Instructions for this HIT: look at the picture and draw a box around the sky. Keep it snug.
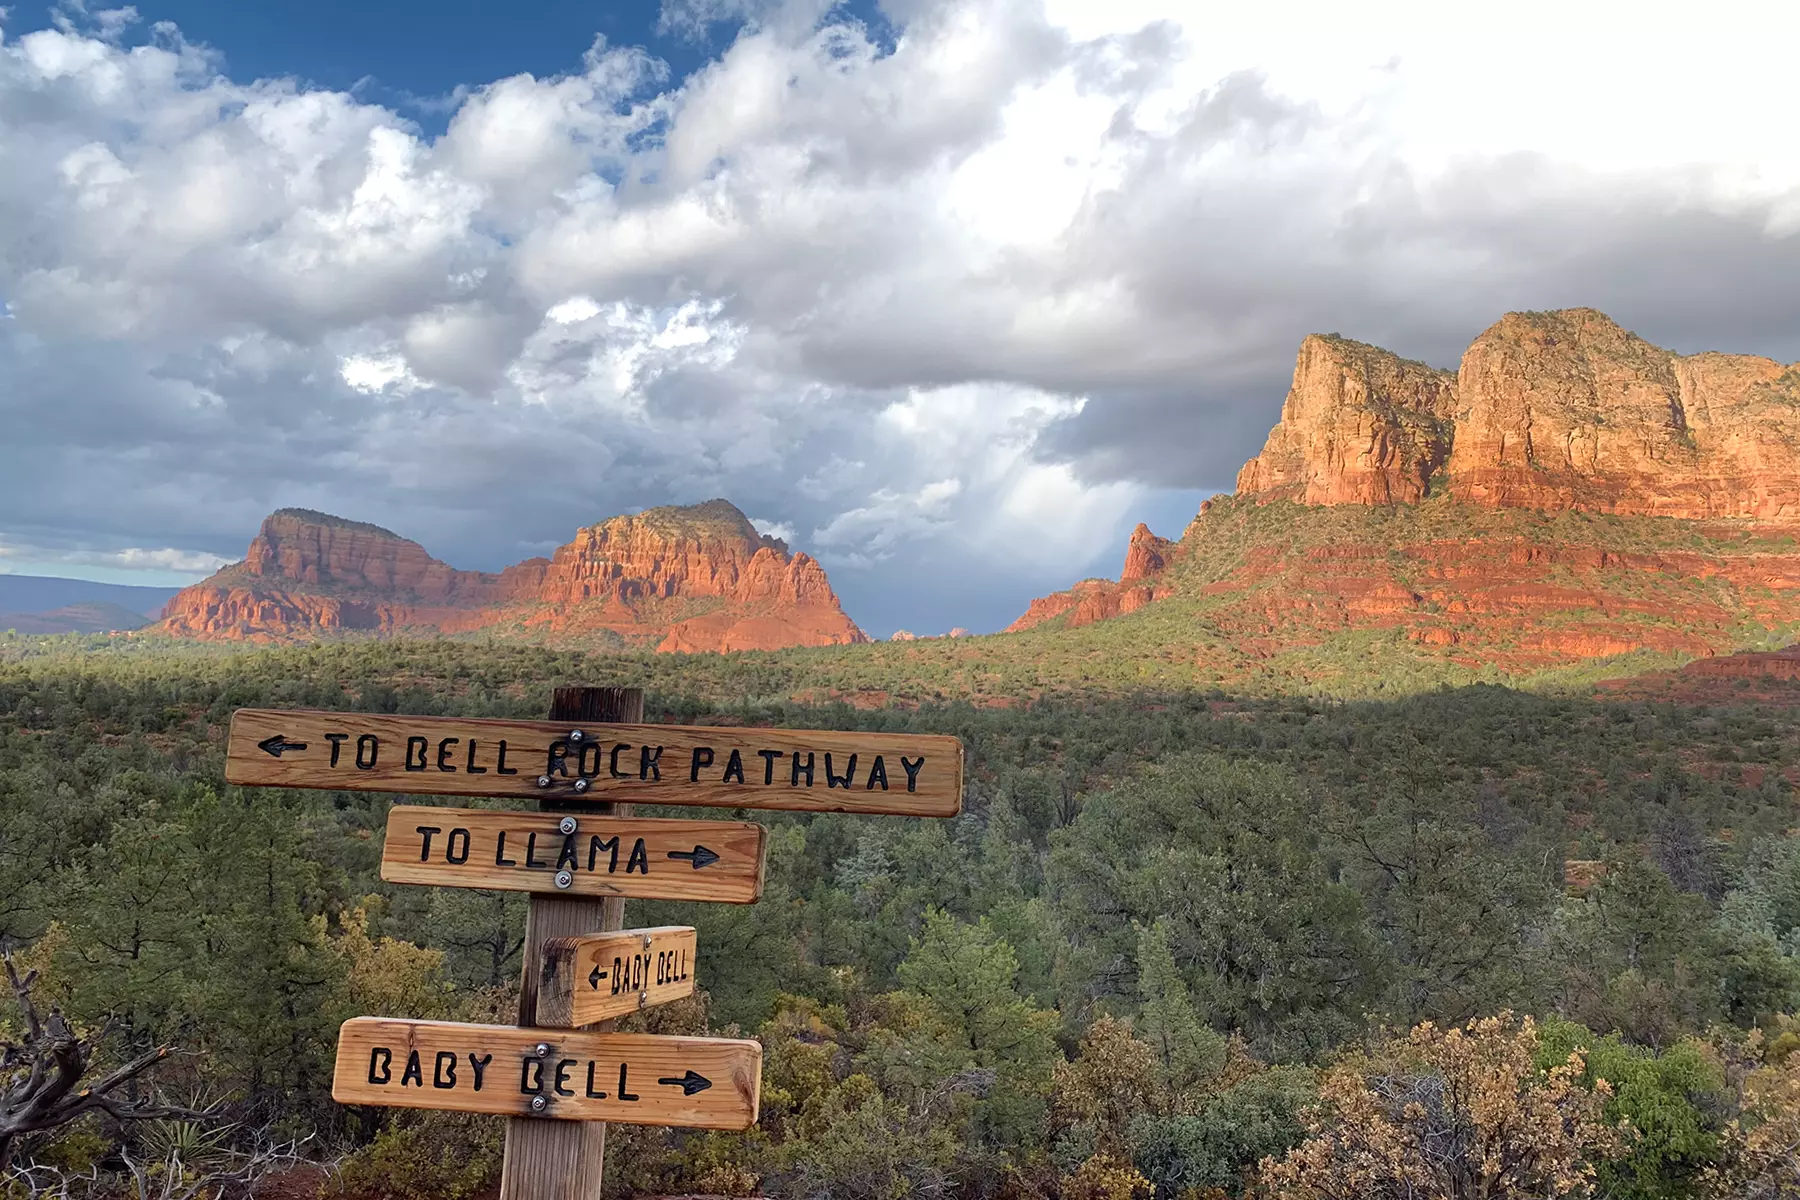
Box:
[2,0,1799,637]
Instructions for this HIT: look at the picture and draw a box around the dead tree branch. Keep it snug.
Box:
[0,950,215,1172]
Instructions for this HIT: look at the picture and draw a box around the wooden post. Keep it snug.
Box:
[500,685,642,1200]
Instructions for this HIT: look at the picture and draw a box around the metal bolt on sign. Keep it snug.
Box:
[558,816,579,835]
[553,870,574,890]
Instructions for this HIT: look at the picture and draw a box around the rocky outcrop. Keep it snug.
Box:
[1007,522,1179,633]
[1238,309,1800,518]
[1007,309,1800,676]
[1235,335,1458,505]
[1120,523,1178,584]
[1446,309,1800,518]
[160,502,867,652]
[239,510,503,600]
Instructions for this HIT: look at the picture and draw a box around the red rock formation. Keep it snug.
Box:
[1236,335,1458,505]
[161,502,867,652]
[1007,522,1178,633]
[1448,310,1800,518]
[1120,523,1177,584]
[1236,309,1800,518]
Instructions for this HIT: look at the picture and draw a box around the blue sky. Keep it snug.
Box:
[2,0,1797,634]
[3,1,894,132]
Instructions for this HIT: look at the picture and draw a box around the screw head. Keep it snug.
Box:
[558,816,578,835]
[529,1095,548,1113]
[568,729,585,743]
[572,778,590,794]
[638,991,649,1009]
[536,775,552,788]
[535,1042,551,1058]
[642,933,653,950]
[553,870,574,890]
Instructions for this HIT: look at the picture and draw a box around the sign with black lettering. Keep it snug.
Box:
[381,807,766,904]
[538,927,696,1026]
[226,708,962,817]
[332,1018,761,1130]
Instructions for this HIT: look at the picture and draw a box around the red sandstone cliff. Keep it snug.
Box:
[1005,309,1800,674]
[1236,335,1458,505]
[1006,522,1178,633]
[1235,308,1800,517]
[1446,309,1800,518]
[161,502,867,652]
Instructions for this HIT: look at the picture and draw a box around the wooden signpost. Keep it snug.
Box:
[224,686,966,1200]
[333,1019,760,1130]
[226,707,963,816]
[381,807,767,904]
[539,927,698,1026]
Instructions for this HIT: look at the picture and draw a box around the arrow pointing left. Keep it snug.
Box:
[658,1070,712,1096]
[257,734,308,758]
[588,965,606,990]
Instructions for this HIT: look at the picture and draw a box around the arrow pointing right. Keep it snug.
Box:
[658,1069,712,1096]
[666,845,720,870]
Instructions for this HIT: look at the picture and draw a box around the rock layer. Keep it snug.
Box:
[1447,309,1800,518]
[1236,335,1458,505]
[1007,522,1178,633]
[161,502,867,653]
[1237,309,1800,517]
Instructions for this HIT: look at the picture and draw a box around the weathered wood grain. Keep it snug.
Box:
[226,707,963,817]
[333,1018,761,1131]
[380,807,766,904]
[505,684,635,1200]
[537,927,697,1027]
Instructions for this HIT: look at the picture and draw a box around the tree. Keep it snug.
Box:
[1258,1013,1624,1200]
[0,951,202,1174]
[1330,777,1554,1026]
[1053,1016,1164,1158]
[1536,1018,1727,1200]
[1137,920,1228,1098]
[1706,1031,1800,1200]
[1049,755,1377,1059]
[894,910,1061,1151]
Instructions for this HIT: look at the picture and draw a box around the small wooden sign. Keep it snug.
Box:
[227,708,962,817]
[538,927,697,1027]
[333,1018,761,1130]
[381,807,766,904]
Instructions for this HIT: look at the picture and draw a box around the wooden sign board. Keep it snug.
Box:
[538,927,696,1027]
[381,807,766,904]
[226,708,962,817]
[333,1018,760,1130]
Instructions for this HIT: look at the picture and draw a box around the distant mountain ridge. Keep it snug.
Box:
[0,575,181,619]
[158,500,868,653]
[0,601,157,635]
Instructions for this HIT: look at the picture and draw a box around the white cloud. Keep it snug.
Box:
[748,516,795,543]
[4,0,1800,632]
[0,538,229,576]
[339,351,418,394]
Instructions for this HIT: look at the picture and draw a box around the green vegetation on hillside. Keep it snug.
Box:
[0,637,1798,1195]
